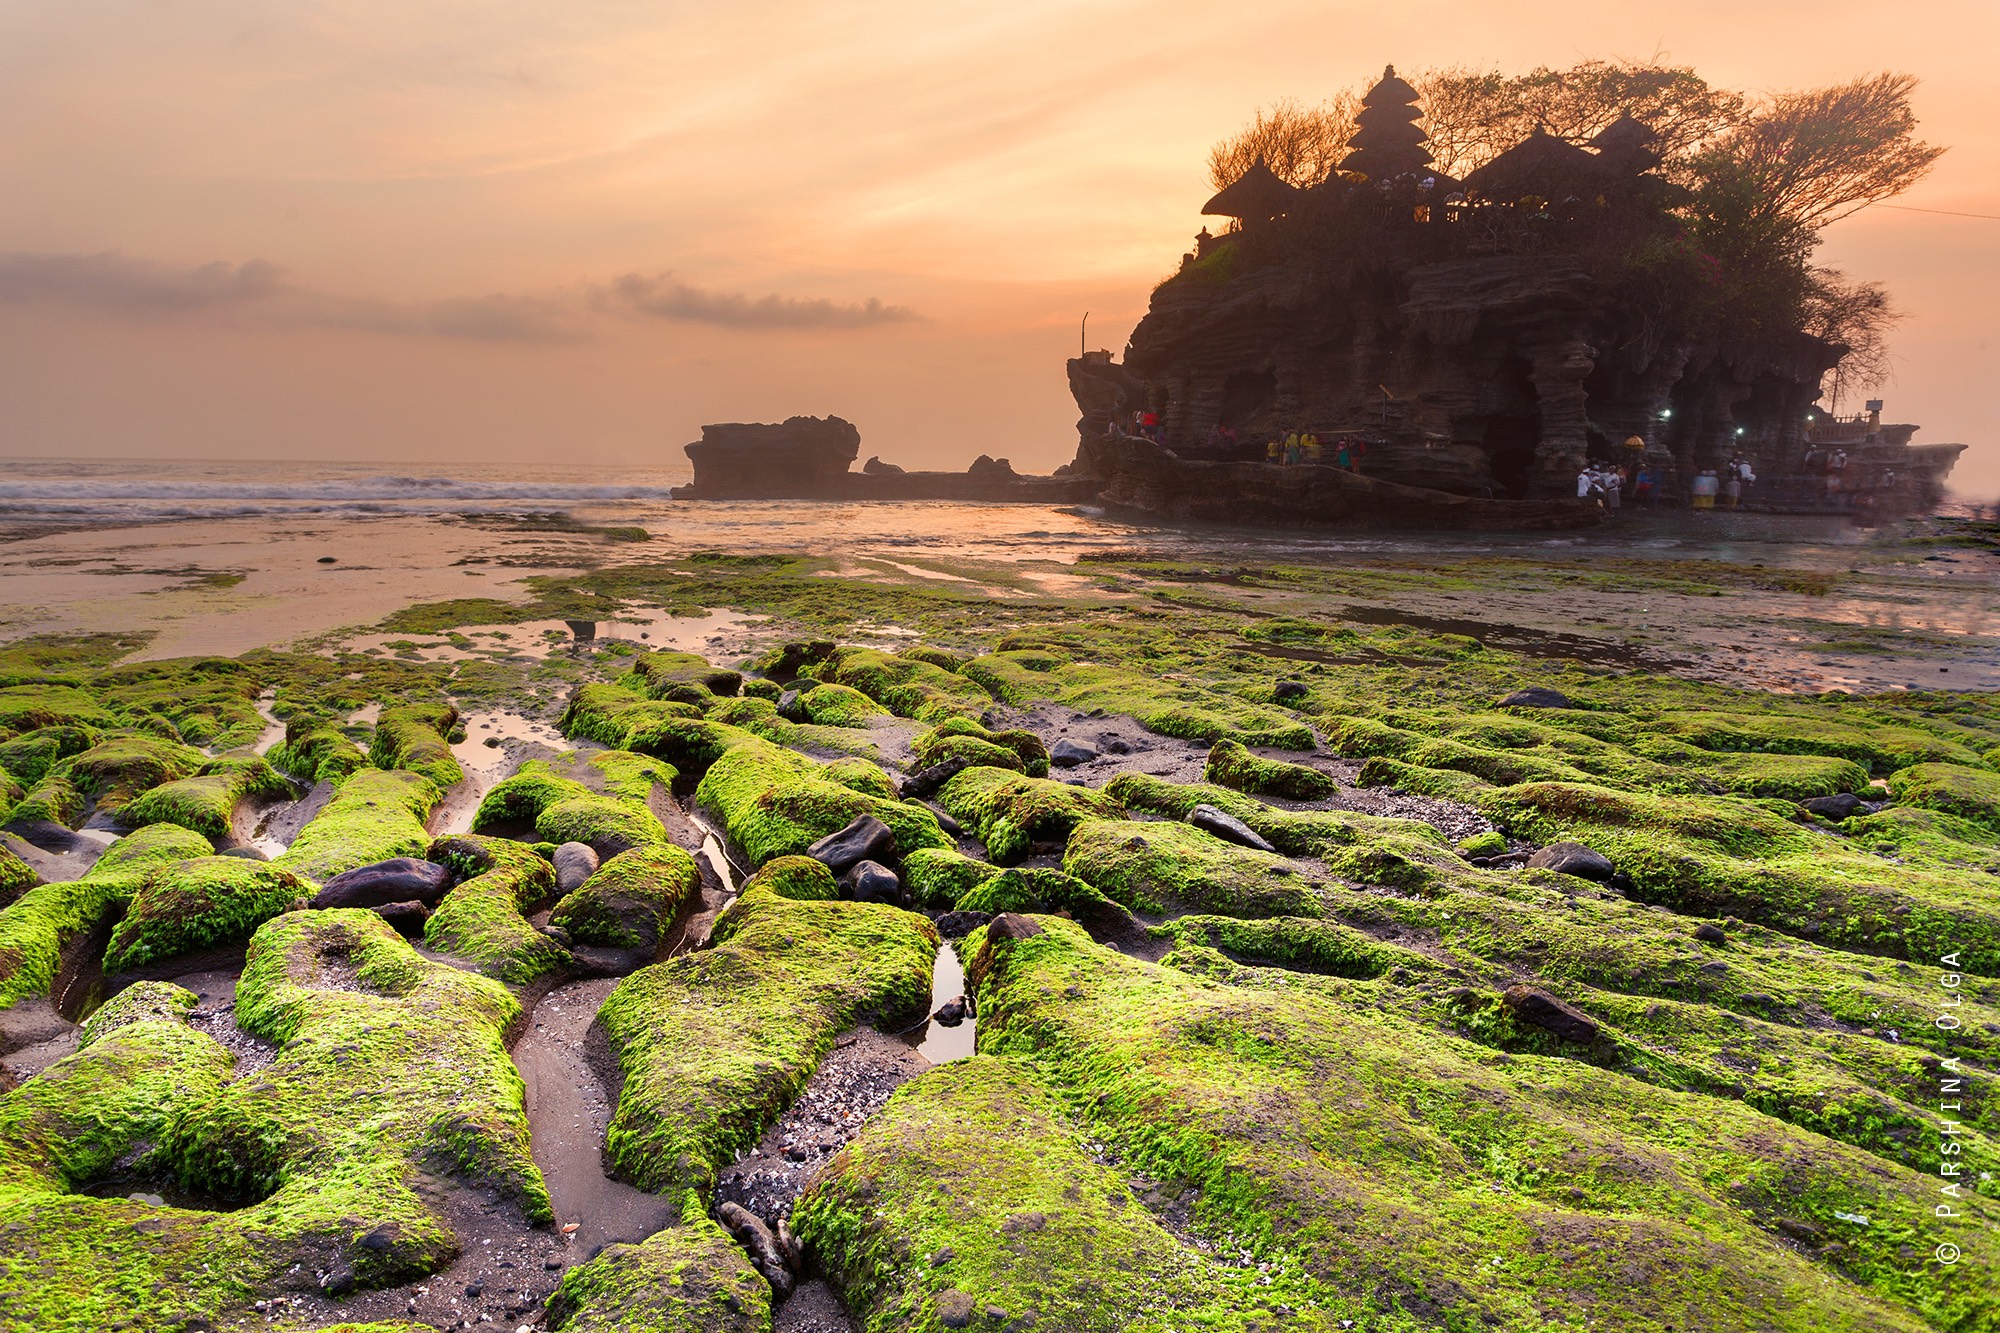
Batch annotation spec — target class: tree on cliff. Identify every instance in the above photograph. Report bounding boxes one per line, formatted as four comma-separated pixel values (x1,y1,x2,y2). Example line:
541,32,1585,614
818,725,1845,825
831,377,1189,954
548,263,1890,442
1207,95,1358,190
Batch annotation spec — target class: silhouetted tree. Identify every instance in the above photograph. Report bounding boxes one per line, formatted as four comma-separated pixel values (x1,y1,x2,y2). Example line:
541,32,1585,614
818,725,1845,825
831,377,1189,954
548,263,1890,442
1804,269,1901,410
1207,95,1358,191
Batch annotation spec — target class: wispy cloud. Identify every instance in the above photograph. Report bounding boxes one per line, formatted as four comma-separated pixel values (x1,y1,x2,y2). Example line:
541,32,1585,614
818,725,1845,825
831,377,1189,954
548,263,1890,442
606,272,917,330
0,251,284,311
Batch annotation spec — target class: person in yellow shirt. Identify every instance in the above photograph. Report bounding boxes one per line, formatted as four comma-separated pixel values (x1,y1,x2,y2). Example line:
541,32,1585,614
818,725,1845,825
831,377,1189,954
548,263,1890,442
1303,431,1323,465
1283,431,1302,465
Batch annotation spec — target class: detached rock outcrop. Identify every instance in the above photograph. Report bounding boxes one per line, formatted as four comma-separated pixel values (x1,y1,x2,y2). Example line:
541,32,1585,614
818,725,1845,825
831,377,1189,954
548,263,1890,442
674,416,1092,503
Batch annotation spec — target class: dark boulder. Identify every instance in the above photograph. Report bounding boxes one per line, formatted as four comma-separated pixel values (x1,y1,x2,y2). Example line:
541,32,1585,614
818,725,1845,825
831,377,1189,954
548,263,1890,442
842,859,904,906
371,900,429,936
1526,841,1615,882
217,845,269,861
552,841,600,894
935,910,992,937
775,689,805,721
902,757,972,800
1187,804,1279,853
1273,680,1309,702
1800,792,1864,821
1501,985,1600,1044
1049,739,1098,768
932,997,968,1027
1693,922,1729,946
862,455,906,475
987,913,1043,943
1499,686,1578,710
310,857,453,910
807,815,896,875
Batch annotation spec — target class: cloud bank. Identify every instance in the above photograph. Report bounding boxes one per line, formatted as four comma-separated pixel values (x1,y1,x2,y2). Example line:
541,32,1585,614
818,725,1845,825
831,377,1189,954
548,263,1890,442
607,272,918,330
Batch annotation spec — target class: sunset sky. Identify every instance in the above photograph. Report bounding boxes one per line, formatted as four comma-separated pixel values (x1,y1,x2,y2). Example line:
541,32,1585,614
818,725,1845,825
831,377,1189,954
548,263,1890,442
2,1,1995,491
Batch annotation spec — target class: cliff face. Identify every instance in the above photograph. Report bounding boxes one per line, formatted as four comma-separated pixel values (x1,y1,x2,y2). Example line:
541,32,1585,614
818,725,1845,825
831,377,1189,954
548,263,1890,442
1068,236,1962,513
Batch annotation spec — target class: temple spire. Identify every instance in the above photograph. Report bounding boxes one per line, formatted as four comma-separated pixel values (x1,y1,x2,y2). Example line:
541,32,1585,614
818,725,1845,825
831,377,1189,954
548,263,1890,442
1338,65,1433,182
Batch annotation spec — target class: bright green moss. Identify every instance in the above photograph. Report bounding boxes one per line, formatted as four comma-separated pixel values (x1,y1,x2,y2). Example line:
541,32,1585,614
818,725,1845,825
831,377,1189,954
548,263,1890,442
4,775,84,829
0,988,232,1205
1332,716,1593,787
371,701,464,789
969,917,1993,1333
545,1198,772,1333
741,677,783,702
796,681,888,727
102,856,314,973
56,734,205,814
76,978,197,1046
0,823,212,1006
583,749,677,803
695,738,951,867
0,684,118,734
1699,750,1870,799
959,647,1071,703
1354,753,1502,802
912,718,1050,777
1888,761,2000,832
0,844,36,902
474,758,667,854
935,767,1124,864
1204,738,1336,799
0,726,97,787
425,835,570,983
1459,829,1507,857
817,646,992,722
1483,780,2000,971
740,854,839,901
954,866,1107,916
626,649,743,700
274,767,439,884
904,847,999,908
1659,710,1980,773
796,1056,1297,1333
963,645,1314,749
819,755,898,799
598,885,936,1195
707,696,891,763
268,716,367,786
1105,772,1455,860
1064,820,1325,918
1154,915,1420,979
552,844,700,949
121,755,290,841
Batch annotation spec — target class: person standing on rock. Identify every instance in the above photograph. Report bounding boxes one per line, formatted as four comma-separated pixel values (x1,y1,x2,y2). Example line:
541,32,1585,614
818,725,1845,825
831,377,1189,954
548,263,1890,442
1284,430,1302,465
1304,431,1323,465
1576,467,1594,501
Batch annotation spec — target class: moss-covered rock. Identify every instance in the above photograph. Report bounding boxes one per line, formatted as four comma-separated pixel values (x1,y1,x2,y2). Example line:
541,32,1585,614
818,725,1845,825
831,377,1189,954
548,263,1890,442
935,767,1123,864
626,649,743,701
267,715,369,787
796,1055,1291,1332
1064,820,1325,919
371,701,464,789
1659,709,1980,773
911,717,1050,777
0,684,118,735
954,866,1108,916
1887,761,2000,832
545,1202,772,1333
796,681,888,727
969,916,1993,1333
904,846,999,908
274,768,439,884
551,843,700,950
0,844,38,905
102,855,315,973
0,726,97,787
76,978,198,1046
598,884,935,1195
4,775,85,829
1204,738,1336,799
57,734,205,815
695,738,951,867
425,835,570,983
816,647,992,722
0,823,212,1006
739,854,839,902
120,754,291,840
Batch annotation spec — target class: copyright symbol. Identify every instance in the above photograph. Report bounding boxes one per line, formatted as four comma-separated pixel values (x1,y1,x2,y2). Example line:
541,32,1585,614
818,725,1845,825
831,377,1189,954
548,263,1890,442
1937,1243,1961,1264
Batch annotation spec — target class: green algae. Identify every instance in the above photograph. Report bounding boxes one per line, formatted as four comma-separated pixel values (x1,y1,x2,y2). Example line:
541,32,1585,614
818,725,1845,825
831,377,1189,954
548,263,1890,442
934,766,1123,864
425,835,571,983
903,846,997,908
969,916,1994,1333
268,716,369,787
739,854,839,902
953,865,1107,916
911,717,1050,776
796,1055,1306,1333
56,734,206,815
812,647,991,722
795,681,887,727
598,884,935,1195
0,684,119,735
1204,738,1336,799
0,726,98,788
551,843,700,949
274,768,439,884
695,738,950,867
1888,761,2000,832
1064,819,1326,919
546,1198,772,1333
102,856,315,973
120,754,291,841
627,649,743,701
0,823,212,1007
371,701,464,789
0,843,37,904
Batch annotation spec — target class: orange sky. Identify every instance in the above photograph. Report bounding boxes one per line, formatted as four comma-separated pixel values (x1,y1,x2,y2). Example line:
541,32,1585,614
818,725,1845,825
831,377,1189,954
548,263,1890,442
1,1,1995,492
